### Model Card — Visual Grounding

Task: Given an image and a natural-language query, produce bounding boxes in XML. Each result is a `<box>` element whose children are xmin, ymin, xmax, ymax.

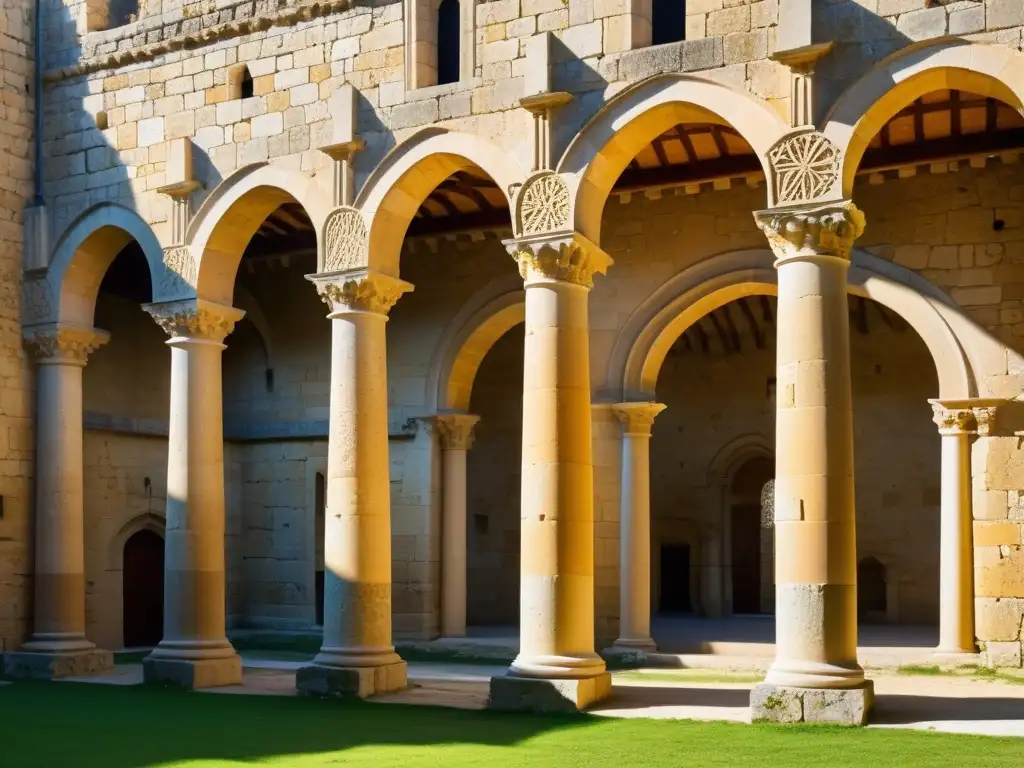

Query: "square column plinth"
<box><xmin>143</xmin><ymin>655</ymin><xmax>243</xmax><ymax>690</ymax></box>
<box><xmin>489</xmin><ymin>672</ymin><xmax>612</xmax><ymax>714</ymax></box>
<box><xmin>750</xmin><ymin>681</ymin><xmax>875</xmax><ymax>725</ymax></box>
<box><xmin>296</xmin><ymin>661</ymin><xmax>408</xmax><ymax>699</ymax></box>
<box><xmin>3</xmin><ymin>649</ymin><xmax>113</xmax><ymax>680</ymax></box>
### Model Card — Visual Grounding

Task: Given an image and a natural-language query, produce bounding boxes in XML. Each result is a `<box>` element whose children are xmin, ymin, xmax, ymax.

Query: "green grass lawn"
<box><xmin>2</xmin><ymin>681</ymin><xmax>1024</xmax><ymax>767</ymax></box>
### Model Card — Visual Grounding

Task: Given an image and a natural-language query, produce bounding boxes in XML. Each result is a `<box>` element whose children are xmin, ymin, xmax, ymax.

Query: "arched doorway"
<box><xmin>122</xmin><ymin>529</ymin><xmax>164</xmax><ymax>648</ymax></box>
<box><xmin>730</xmin><ymin>456</ymin><xmax>774</xmax><ymax>615</ymax></box>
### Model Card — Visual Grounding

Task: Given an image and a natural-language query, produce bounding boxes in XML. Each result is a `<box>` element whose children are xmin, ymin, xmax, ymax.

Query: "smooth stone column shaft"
<box><xmin>143</xmin><ymin>301</ymin><xmax>243</xmax><ymax>689</ymax></box>
<box><xmin>436</xmin><ymin>414</ymin><xmax>479</xmax><ymax>639</ymax></box>
<box><xmin>514</xmin><ymin>276</ymin><xmax>604</xmax><ymax>679</ymax></box>
<box><xmin>612</xmin><ymin>403</ymin><xmax>664</xmax><ymax>651</ymax></box>
<box><xmin>932</xmin><ymin>403</ymin><xmax>976</xmax><ymax>657</ymax></box>
<box><xmin>7</xmin><ymin>325</ymin><xmax>114</xmax><ymax>680</ymax></box>
<box><xmin>317</xmin><ymin>310</ymin><xmax>401</xmax><ymax>666</ymax></box>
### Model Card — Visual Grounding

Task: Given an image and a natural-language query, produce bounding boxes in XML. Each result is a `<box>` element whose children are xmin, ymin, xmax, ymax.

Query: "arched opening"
<box><xmin>437</xmin><ymin>0</ymin><xmax>461</xmax><ymax>86</ymax></box>
<box><xmin>122</xmin><ymin>529</ymin><xmax>164</xmax><ymax>648</ymax></box>
<box><xmin>652</xmin><ymin>0</ymin><xmax>685</xmax><ymax>46</ymax></box>
<box><xmin>858</xmin><ymin>556</ymin><xmax>888</xmax><ymax>623</ymax></box>
<box><xmin>465</xmin><ymin>324</ymin><xmax>524</xmax><ymax>628</ymax></box>
<box><xmin>645</xmin><ymin>290</ymin><xmax>940</xmax><ymax>649</ymax></box>
<box><xmin>730</xmin><ymin>456</ymin><xmax>774</xmax><ymax>615</ymax></box>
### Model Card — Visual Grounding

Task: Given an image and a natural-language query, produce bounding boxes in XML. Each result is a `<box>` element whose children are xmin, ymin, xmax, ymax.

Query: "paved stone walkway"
<box><xmin>58</xmin><ymin>658</ymin><xmax>1024</xmax><ymax>738</ymax></box>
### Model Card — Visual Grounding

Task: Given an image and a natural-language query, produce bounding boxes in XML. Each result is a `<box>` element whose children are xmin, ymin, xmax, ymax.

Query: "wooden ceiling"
<box><xmin>860</xmin><ymin>89</ymin><xmax>1024</xmax><ymax>173</ymax></box>
<box><xmin>239</xmin><ymin>88</ymin><xmax>1024</xmax><ymax>257</ymax></box>
<box><xmin>670</xmin><ymin>296</ymin><xmax>907</xmax><ymax>356</ymax></box>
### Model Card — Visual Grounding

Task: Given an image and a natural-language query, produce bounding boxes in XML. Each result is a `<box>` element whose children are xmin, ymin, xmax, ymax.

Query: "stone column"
<box><xmin>930</xmin><ymin>401</ymin><xmax>977</xmax><ymax>659</ymax></box>
<box><xmin>142</xmin><ymin>300</ymin><xmax>244</xmax><ymax>689</ymax></box>
<box><xmin>750</xmin><ymin>201</ymin><xmax>873</xmax><ymax>725</ymax></box>
<box><xmin>611</xmin><ymin>402</ymin><xmax>665</xmax><ymax>652</ymax></box>
<box><xmin>4</xmin><ymin>325</ymin><xmax>114</xmax><ymax>680</ymax></box>
<box><xmin>434</xmin><ymin>413</ymin><xmax>480</xmax><ymax>639</ymax></box>
<box><xmin>296</xmin><ymin>269</ymin><xmax>412</xmax><ymax>698</ymax></box>
<box><xmin>489</xmin><ymin>233</ymin><xmax>613</xmax><ymax>713</ymax></box>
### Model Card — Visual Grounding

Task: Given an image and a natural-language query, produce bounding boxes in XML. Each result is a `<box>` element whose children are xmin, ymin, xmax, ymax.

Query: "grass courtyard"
<box><xmin>2</xmin><ymin>680</ymin><xmax>1024</xmax><ymax>767</ymax></box>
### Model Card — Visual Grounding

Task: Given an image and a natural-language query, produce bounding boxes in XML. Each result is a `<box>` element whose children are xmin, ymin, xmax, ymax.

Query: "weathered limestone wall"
<box><xmin>0</xmin><ymin>0</ymin><xmax>35</xmax><ymax>651</ymax></box>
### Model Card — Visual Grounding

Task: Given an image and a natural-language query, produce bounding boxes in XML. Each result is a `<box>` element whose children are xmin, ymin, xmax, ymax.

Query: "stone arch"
<box><xmin>42</xmin><ymin>203</ymin><xmax>163</xmax><ymax>328</ymax></box>
<box><xmin>187</xmin><ymin>163</ymin><xmax>332</xmax><ymax>305</ymax></box>
<box><xmin>357</xmin><ymin>128</ymin><xmax>523</xmax><ymax>277</ymax></box>
<box><xmin>822</xmin><ymin>39</ymin><xmax>1024</xmax><ymax>197</ymax></box>
<box><xmin>425</xmin><ymin>273</ymin><xmax>525</xmax><ymax>411</ymax></box>
<box><xmin>707</xmin><ymin>433</ymin><xmax>774</xmax><ymax>486</ymax></box>
<box><xmin>612</xmin><ymin>249</ymin><xmax>973</xmax><ymax>400</ymax></box>
<box><xmin>557</xmin><ymin>74</ymin><xmax>790</xmax><ymax>244</ymax></box>
<box><xmin>108</xmin><ymin>512</ymin><xmax>165</xmax><ymax>571</ymax></box>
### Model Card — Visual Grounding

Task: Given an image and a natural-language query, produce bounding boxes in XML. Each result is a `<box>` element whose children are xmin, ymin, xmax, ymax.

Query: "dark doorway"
<box><xmin>659</xmin><ymin>543</ymin><xmax>691</xmax><ymax>613</ymax></box>
<box><xmin>123</xmin><ymin>529</ymin><xmax>164</xmax><ymax>648</ymax></box>
<box><xmin>731</xmin><ymin>503</ymin><xmax>762</xmax><ymax>613</ymax></box>
<box><xmin>315</xmin><ymin>471</ymin><xmax>326</xmax><ymax>626</ymax></box>
<box><xmin>437</xmin><ymin>0</ymin><xmax>461</xmax><ymax>85</ymax></box>
<box><xmin>858</xmin><ymin>556</ymin><xmax>888</xmax><ymax>623</ymax></box>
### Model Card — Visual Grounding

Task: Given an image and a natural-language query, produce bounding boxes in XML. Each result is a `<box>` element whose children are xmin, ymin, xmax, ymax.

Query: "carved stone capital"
<box><xmin>754</xmin><ymin>200</ymin><xmax>865</xmax><ymax>263</ymax></box>
<box><xmin>930</xmin><ymin>402</ymin><xmax>975</xmax><ymax>436</ymax></box>
<box><xmin>433</xmin><ymin>413</ymin><xmax>481</xmax><ymax>451</ymax></box>
<box><xmin>612</xmin><ymin>402</ymin><xmax>666</xmax><ymax>437</ymax></box>
<box><xmin>308</xmin><ymin>269</ymin><xmax>413</xmax><ymax>316</ymax></box>
<box><xmin>503</xmin><ymin>231</ymin><xmax>612</xmax><ymax>288</ymax></box>
<box><xmin>143</xmin><ymin>299</ymin><xmax>245</xmax><ymax>342</ymax></box>
<box><xmin>24</xmin><ymin>323</ymin><xmax>110</xmax><ymax>365</ymax></box>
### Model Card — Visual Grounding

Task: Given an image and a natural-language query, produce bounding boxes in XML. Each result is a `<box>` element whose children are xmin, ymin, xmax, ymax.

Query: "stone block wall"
<box><xmin>0</xmin><ymin>0</ymin><xmax>35</xmax><ymax>652</ymax></box>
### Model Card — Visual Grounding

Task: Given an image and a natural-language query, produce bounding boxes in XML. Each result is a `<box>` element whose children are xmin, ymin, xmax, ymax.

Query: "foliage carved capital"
<box><xmin>754</xmin><ymin>200</ymin><xmax>865</xmax><ymax>263</ymax></box>
<box><xmin>308</xmin><ymin>269</ymin><xmax>413</xmax><ymax>316</ymax></box>
<box><xmin>433</xmin><ymin>413</ymin><xmax>481</xmax><ymax>450</ymax></box>
<box><xmin>612</xmin><ymin>402</ymin><xmax>666</xmax><ymax>437</ymax></box>
<box><xmin>24</xmin><ymin>323</ymin><xmax>110</xmax><ymax>364</ymax></box>
<box><xmin>504</xmin><ymin>231</ymin><xmax>612</xmax><ymax>289</ymax></box>
<box><xmin>144</xmin><ymin>299</ymin><xmax>245</xmax><ymax>342</ymax></box>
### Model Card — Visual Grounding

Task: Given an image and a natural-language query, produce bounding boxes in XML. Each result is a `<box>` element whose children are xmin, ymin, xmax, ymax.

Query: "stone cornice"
<box><xmin>44</xmin><ymin>0</ymin><xmax>354</xmax><ymax>83</ymax></box>
<box><xmin>503</xmin><ymin>231</ymin><xmax>612</xmax><ymax>289</ymax></box>
<box><xmin>754</xmin><ymin>200</ymin><xmax>865</xmax><ymax>263</ymax></box>
<box><xmin>308</xmin><ymin>269</ymin><xmax>413</xmax><ymax>316</ymax></box>
<box><xmin>433</xmin><ymin>413</ymin><xmax>481</xmax><ymax>451</ymax></box>
<box><xmin>143</xmin><ymin>299</ymin><xmax>245</xmax><ymax>342</ymax></box>
<box><xmin>23</xmin><ymin>323</ymin><xmax>110</xmax><ymax>365</ymax></box>
<box><xmin>612</xmin><ymin>402</ymin><xmax>666</xmax><ymax>437</ymax></box>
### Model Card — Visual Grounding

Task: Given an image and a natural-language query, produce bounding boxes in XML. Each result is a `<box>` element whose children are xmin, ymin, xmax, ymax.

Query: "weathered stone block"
<box><xmin>985</xmin><ymin>641</ymin><xmax>1023</xmax><ymax>667</ymax></box>
<box><xmin>896</xmin><ymin>7</ymin><xmax>947</xmax><ymax>41</ymax></box>
<box><xmin>489</xmin><ymin>673</ymin><xmax>612</xmax><ymax>713</ymax></box>
<box><xmin>681</xmin><ymin>37</ymin><xmax>725</xmax><ymax>72</ymax></box>
<box><xmin>976</xmin><ymin>597</ymin><xmax>1024</xmax><ymax>641</ymax></box>
<box><xmin>3</xmin><ymin>649</ymin><xmax>114</xmax><ymax>680</ymax></box>
<box><xmin>143</xmin><ymin>655</ymin><xmax>243</xmax><ymax>689</ymax></box>
<box><xmin>751</xmin><ymin>682</ymin><xmax>873</xmax><ymax>725</ymax></box>
<box><xmin>618</xmin><ymin>45</ymin><xmax>682</xmax><ymax>82</ymax></box>
<box><xmin>295</xmin><ymin>661</ymin><xmax>408</xmax><ymax>698</ymax></box>
<box><xmin>988</xmin><ymin>0</ymin><xmax>1024</xmax><ymax>30</ymax></box>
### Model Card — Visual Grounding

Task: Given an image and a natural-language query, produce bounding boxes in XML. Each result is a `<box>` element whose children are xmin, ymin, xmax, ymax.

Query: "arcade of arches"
<box><xmin>10</xmin><ymin>45</ymin><xmax>1024</xmax><ymax>727</ymax></box>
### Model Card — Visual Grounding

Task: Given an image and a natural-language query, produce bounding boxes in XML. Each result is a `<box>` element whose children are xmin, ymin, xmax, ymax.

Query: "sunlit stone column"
<box><xmin>611</xmin><ymin>402</ymin><xmax>665</xmax><ymax>652</ymax></box>
<box><xmin>750</xmin><ymin>201</ymin><xmax>873</xmax><ymax>725</ymax></box>
<box><xmin>435</xmin><ymin>413</ymin><xmax>480</xmax><ymax>639</ymax></box>
<box><xmin>296</xmin><ymin>269</ymin><xmax>412</xmax><ymax>698</ymax></box>
<box><xmin>489</xmin><ymin>233</ymin><xmax>613</xmax><ymax>713</ymax></box>
<box><xmin>141</xmin><ymin>300</ymin><xmax>244</xmax><ymax>689</ymax></box>
<box><xmin>930</xmin><ymin>401</ymin><xmax>977</xmax><ymax>659</ymax></box>
<box><xmin>4</xmin><ymin>325</ymin><xmax>114</xmax><ymax>679</ymax></box>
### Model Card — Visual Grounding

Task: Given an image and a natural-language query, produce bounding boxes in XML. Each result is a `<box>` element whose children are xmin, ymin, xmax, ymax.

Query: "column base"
<box><xmin>750</xmin><ymin>681</ymin><xmax>874</xmax><ymax>725</ymax></box>
<box><xmin>933</xmin><ymin>648</ymin><xmax>979</xmax><ymax>664</ymax></box>
<box><xmin>143</xmin><ymin>654</ymin><xmax>243</xmax><ymax>690</ymax></box>
<box><xmin>296</xmin><ymin>661</ymin><xmax>408</xmax><ymax>698</ymax></box>
<box><xmin>489</xmin><ymin>672</ymin><xmax>612</xmax><ymax>714</ymax></box>
<box><xmin>610</xmin><ymin>637</ymin><xmax>657</xmax><ymax>653</ymax></box>
<box><xmin>3</xmin><ymin>648</ymin><xmax>114</xmax><ymax>680</ymax></box>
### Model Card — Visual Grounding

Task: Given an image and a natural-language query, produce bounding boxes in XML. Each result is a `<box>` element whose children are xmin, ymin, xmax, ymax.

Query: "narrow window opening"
<box><xmin>240</xmin><ymin>67</ymin><xmax>255</xmax><ymax>99</ymax></box>
<box><xmin>652</xmin><ymin>0</ymin><xmax>686</xmax><ymax>46</ymax></box>
<box><xmin>229</xmin><ymin>65</ymin><xmax>255</xmax><ymax>100</ymax></box>
<box><xmin>437</xmin><ymin>0</ymin><xmax>461</xmax><ymax>86</ymax></box>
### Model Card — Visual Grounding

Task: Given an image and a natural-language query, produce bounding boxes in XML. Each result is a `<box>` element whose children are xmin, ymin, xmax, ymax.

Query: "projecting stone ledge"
<box><xmin>295</xmin><ymin>661</ymin><xmax>408</xmax><ymax>698</ymax></box>
<box><xmin>3</xmin><ymin>649</ymin><xmax>113</xmax><ymax>680</ymax></box>
<box><xmin>750</xmin><ymin>681</ymin><xmax>875</xmax><ymax>725</ymax></box>
<box><xmin>488</xmin><ymin>673</ymin><xmax>612</xmax><ymax>714</ymax></box>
